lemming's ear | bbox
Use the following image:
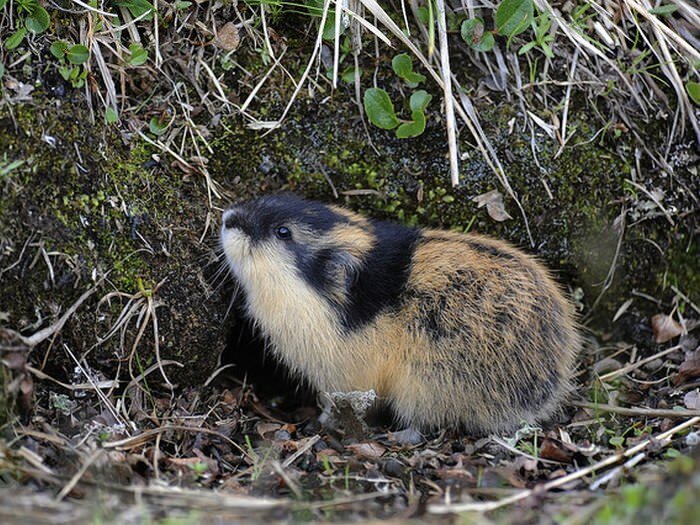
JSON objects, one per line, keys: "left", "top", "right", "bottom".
{"left": 331, "top": 250, "right": 359, "bottom": 294}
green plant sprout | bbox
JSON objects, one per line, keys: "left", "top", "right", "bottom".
{"left": 1, "top": 0, "right": 50, "bottom": 50}
{"left": 50, "top": 41, "right": 90, "bottom": 88}
{"left": 364, "top": 88, "right": 432, "bottom": 138}
{"left": 460, "top": 0, "right": 557, "bottom": 58}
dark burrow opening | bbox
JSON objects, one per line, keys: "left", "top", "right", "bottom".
{"left": 220, "top": 305, "right": 318, "bottom": 419}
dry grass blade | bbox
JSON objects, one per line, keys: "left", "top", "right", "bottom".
{"left": 621, "top": 0, "right": 700, "bottom": 144}
{"left": 332, "top": 0, "right": 344, "bottom": 88}
{"left": 534, "top": 0, "right": 648, "bottom": 116}
{"left": 435, "top": 0, "right": 460, "bottom": 187}
{"left": 625, "top": 0, "right": 700, "bottom": 61}
{"left": 258, "top": 0, "right": 333, "bottom": 132}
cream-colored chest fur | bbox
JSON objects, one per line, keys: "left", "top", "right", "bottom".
{"left": 239, "top": 247, "right": 374, "bottom": 392}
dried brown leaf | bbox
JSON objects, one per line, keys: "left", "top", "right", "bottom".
{"left": 256, "top": 422, "right": 281, "bottom": 439}
{"left": 683, "top": 389, "right": 699, "bottom": 410}
{"left": 651, "top": 313, "right": 683, "bottom": 343}
{"left": 215, "top": 22, "right": 240, "bottom": 52}
{"left": 347, "top": 441, "right": 386, "bottom": 459}
{"left": 539, "top": 438, "right": 574, "bottom": 463}
{"left": 674, "top": 350, "right": 700, "bottom": 386}
{"left": 3, "top": 351, "right": 27, "bottom": 369}
{"left": 473, "top": 189, "right": 512, "bottom": 222}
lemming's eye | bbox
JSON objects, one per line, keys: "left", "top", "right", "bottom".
{"left": 275, "top": 226, "right": 292, "bottom": 240}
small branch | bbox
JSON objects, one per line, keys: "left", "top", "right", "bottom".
{"left": 572, "top": 400, "right": 700, "bottom": 418}
{"left": 598, "top": 344, "right": 682, "bottom": 381}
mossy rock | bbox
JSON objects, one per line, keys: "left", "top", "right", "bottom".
{"left": 0, "top": 94, "right": 227, "bottom": 393}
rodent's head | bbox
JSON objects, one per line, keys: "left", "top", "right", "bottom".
{"left": 220, "top": 195, "right": 373, "bottom": 304}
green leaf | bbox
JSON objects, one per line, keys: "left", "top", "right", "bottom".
{"left": 686, "top": 81, "right": 700, "bottom": 105}
{"left": 175, "top": 0, "right": 192, "bottom": 8}
{"left": 363, "top": 88, "right": 400, "bottom": 130}
{"left": 518, "top": 41, "right": 537, "bottom": 55}
{"left": 541, "top": 41, "right": 554, "bottom": 58}
{"left": 416, "top": 6, "right": 429, "bottom": 24}
{"left": 391, "top": 54, "right": 426, "bottom": 86}
{"left": 0, "top": 0, "right": 8, "bottom": 9}
{"left": 321, "top": 13, "right": 344, "bottom": 41}
{"left": 149, "top": 116, "right": 169, "bottom": 136}
{"left": 25, "top": 6, "right": 50, "bottom": 33}
{"left": 396, "top": 110, "right": 426, "bottom": 138}
{"left": 50, "top": 41, "right": 68, "bottom": 59}
{"left": 409, "top": 90, "right": 432, "bottom": 112}
{"left": 475, "top": 32, "right": 495, "bottom": 52}
{"left": 58, "top": 65, "right": 71, "bottom": 81}
{"left": 105, "top": 107, "right": 119, "bottom": 124}
{"left": 67, "top": 44, "right": 89, "bottom": 64}
{"left": 5, "top": 28, "right": 27, "bottom": 50}
{"left": 391, "top": 54, "right": 412, "bottom": 78}
{"left": 114, "top": 0, "right": 155, "bottom": 20}
{"left": 460, "top": 19, "right": 495, "bottom": 52}
{"left": 127, "top": 43, "right": 148, "bottom": 66}
{"left": 609, "top": 436, "right": 624, "bottom": 447}
{"left": 495, "top": 0, "right": 534, "bottom": 37}
{"left": 341, "top": 66, "right": 361, "bottom": 83}
{"left": 649, "top": 4, "right": 678, "bottom": 16}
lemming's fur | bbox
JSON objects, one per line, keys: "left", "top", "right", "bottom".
{"left": 221, "top": 194, "right": 579, "bottom": 433}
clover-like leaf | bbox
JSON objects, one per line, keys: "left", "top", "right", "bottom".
{"left": 461, "top": 18, "right": 496, "bottom": 52}
{"left": 409, "top": 90, "right": 432, "bottom": 112}
{"left": 67, "top": 44, "right": 89, "bottom": 64}
{"left": 149, "top": 116, "right": 169, "bottom": 136}
{"left": 396, "top": 110, "right": 426, "bottom": 139}
{"left": 127, "top": 43, "right": 149, "bottom": 66}
{"left": 363, "top": 88, "right": 400, "bottom": 130}
{"left": 50, "top": 41, "right": 69, "bottom": 59}
{"left": 495, "top": 0, "right": 534, "bottom": 37}
{"left": 114, "top": 0, "right": 155, "bottom": 20}
{"left": 392, "top": 54, "right": 426, "bottom": 86}
{"left": 25, "top": 6, "right": 50, "bottom": 34}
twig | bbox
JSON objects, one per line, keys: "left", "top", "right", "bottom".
{"left": 1, "top": 284, "right": 99, "bottom": 349}
{"left": 491, "top": 436, "right": 563, "bottom": 465}
{"left": 102, "top": 424, "right": 252, "bottom": 460}
{"left": 598, "top": 344, "right": 682, "bottom": 381}
{"left": 572, "top": 400, "right": 700, "bottom": 418}
{"left": 282, "top": 435, "right": 321, "bottom": 468}
{"left": 671, "top": 285, "right": 700, "bottom": 316}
